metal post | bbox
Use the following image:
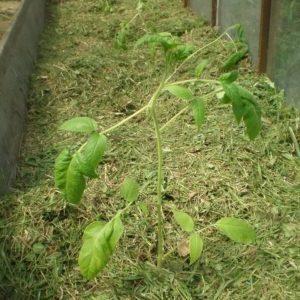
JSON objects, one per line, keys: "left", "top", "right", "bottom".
{"left": 212, "top": 0, "right": 217, "bottom": 26}
{"left": 258, "top": 0, "right": 272, "bottom": 73}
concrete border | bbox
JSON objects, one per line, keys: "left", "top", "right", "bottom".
{"left": 0, "top": 0, "right": 46, "bottom": 194}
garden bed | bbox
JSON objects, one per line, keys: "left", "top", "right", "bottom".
{"left": 0, "top": 1, "right": 20, "bottom": 39}
{"left": 0, "top": 0, "right": 299, "bottom": 299}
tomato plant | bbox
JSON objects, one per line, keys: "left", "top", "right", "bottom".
{"left": 54, "top": 25, "right": 261, "bottom": 279}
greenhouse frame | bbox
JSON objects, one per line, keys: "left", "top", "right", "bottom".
{"left": 186, "top": 0, "right": 300, "bottom": 108}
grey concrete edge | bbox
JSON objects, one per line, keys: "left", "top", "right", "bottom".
{"left": 0, "top": 0, "right": 46, "bottom": 195}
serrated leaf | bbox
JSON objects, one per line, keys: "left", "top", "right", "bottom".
{"left": 75, "top": 133, "right": 107, "bottom": 178}
{"left": 60, "top": 117, "right": 97, "bottom": 133}
{"left": 219, "top": 71, "right": 238, "bottom": 84}
{"left": 195, "top": 59, "right": 209, "bottom": 77}
{"left": 54, "top": 149, "right": 72, "bottom": 191}
{"left": 189, "top": 232, "right": 204, "bottom": 264}
{"left": 65, "top": 159, "right": 86, "bottom": 204}
{"left": 79, "top": 215, "right": 124, "bottom": 279}
{"left": 191, "top": 98, "right": 205, "bottom": 130}
{"left": 173, "top": 210, "right": 194, "bottom": 233}
{"left": 222, "top": 48, "right": 248, "bottom": 70}
{"left": 164, "top": 85, "right": 193, "bottom": 101}
{"left": 216, "top": 217, "right": 256, "bottom": 244}
{"left": 120, "top": 177, "right": 139, "bottom": 203}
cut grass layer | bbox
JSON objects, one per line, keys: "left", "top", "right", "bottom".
{"left": 0, "top": 0, "right": 299, "bottom": 299}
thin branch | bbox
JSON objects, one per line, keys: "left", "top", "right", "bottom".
{"left": 160, "top": 106, "right": 189, "bottom": 132}
{"left": 288, "top": 126, "right": 300, "bottom": 158}
{"left": 166, "top": 25, "right": 238, "bottom": 82}
{"left": 101, "top": 104, "right": 149, "bottom": 135}
{"left": 160, "top": 88, "right": 223, "bottom": 132}
{"left": 167, "top": 78, "right": 220, "bottom": 86}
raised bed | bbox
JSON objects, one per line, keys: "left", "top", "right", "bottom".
{"left": 0, "top": 0, "right": 46, "bottom": 194}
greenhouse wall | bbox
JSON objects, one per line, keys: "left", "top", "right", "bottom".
{"left": 267, "top": 0, "right": 300, "bottom": 108}
{"left": 217, "top": 0, "right": 261, "bottom": 66}
{"left": 187, "top": 0, "right": 300, "bottom": 108}
{"left": 188, "top": 0, "right": 212, "bottom": 24}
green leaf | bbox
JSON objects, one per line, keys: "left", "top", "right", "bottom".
{"left": 54, "top": 149, "right": 72, "bottom": 191}
{"left": 219, "top": 93, "right": 232, "bottom": 104}
{"left": 243, "top": 104, "right": 262, "bottom": 140}
{"left": 168, "top": 44, "right": 195, "bottom": 62}
{"left": 189, "top": 232, "right": 204, "bottom": 264}
{"left": 235, "top": 24, "right": 247, "bottom": 43}
{"left": 83, "top": 221, "right": 106, "bottom": 240}
{"left": 65, "top": 159, "right": 86, "bottom": 204}
{"left": 164, "top": 85, "right": 193, "bottom": 101}
{"left": 191, "top": 98, "right": 205, "bottom": 130}
{"left": 232, "top": 98, "right": 247, "bottom": 124}
{"left": 222, "top": 83, "right": 244, "bottom": 123}
{"left": 54, "top": 134, "right": 107, "bottom": 204}
{"left": 221, "top": 82, "right": 240, "bottom": 104}
{"left": 236, "top": 85, "right": 256, "bottom": 102}
{"left": 75, "top": 133, "right": 107, "bottom": 178}
{"left": 221, "top": 83, "right": 262, "bottom": 139}
{"left": 55, "top": 149, "right": 86, "bottom": 204}
{"left": 173, "top": 210, "right": 194, "bottom": 233}
{"left": 136, "top": 32, "right": 178, "bottom": 51}
{"left": 79, "top": 215, "right": 124, "bottom": 279}
{"left": 195, "top": 59, "right": 209, "bottom": 77}
{"left": 59, "top": 117, "right": 97, "bottom": 133}
{"left": 216, "top": 217, "right": 256, "bottom": 244}
{"left": 115, "top": 29, "right": 128, "bottom": 50}
{"left": 222, "top": 48, "right": 248, "bottom": 70}
{"left": 120, "top": 177, "right": 140, "bottom": 203}
{"left": 219, "top": 71, "right": 238, "bottom": 84}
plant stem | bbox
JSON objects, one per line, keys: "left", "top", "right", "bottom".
{"left": 167, "top": 78, "right": 220, "bottom": 86}
{"left": 149, "top": 81, "right": 165, "bottom": 267}
{"left": 166, "top": 24, "right": 238, "bottom": 82}
{"left": 101, "top": 104, "right": 149, "bottom": 135}
{"left": 160, "top": 106, "right": 189, "bottom": 132}
{"left": 160, "top": 88, "right": 223, "bottom": 132}
{"left": 288, "top": 126, "right": 300, "bottom": 158}
{"left": 77, "top": 104, "right": 148, "bottom": 152}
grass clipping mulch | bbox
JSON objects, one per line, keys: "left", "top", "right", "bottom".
{"left": 0, "top": 0, "right": 299, "bottom": 299}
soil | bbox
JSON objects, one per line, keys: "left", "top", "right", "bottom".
{"left": 0, "top": 1, "right": 20, "bottom": 40}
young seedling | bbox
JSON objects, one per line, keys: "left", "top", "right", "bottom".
{"left": 100, "top": 0, "right": 117, "bottom": 13}
{"left": 54, "top": 24, "right": 261, "bottom": 279}
{"left": 115, "top": 1, "right": 144, "bottom": 49}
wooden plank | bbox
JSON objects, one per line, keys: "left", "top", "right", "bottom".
{"left": 183, "top": 0, "right": 188, "bottom": 8}
{"left": 258, "top": 0, "right": 272, "bottom": 73}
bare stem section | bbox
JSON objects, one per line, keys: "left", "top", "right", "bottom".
{"left": 148, "top": 81, "right": 166, "bottom": 267}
